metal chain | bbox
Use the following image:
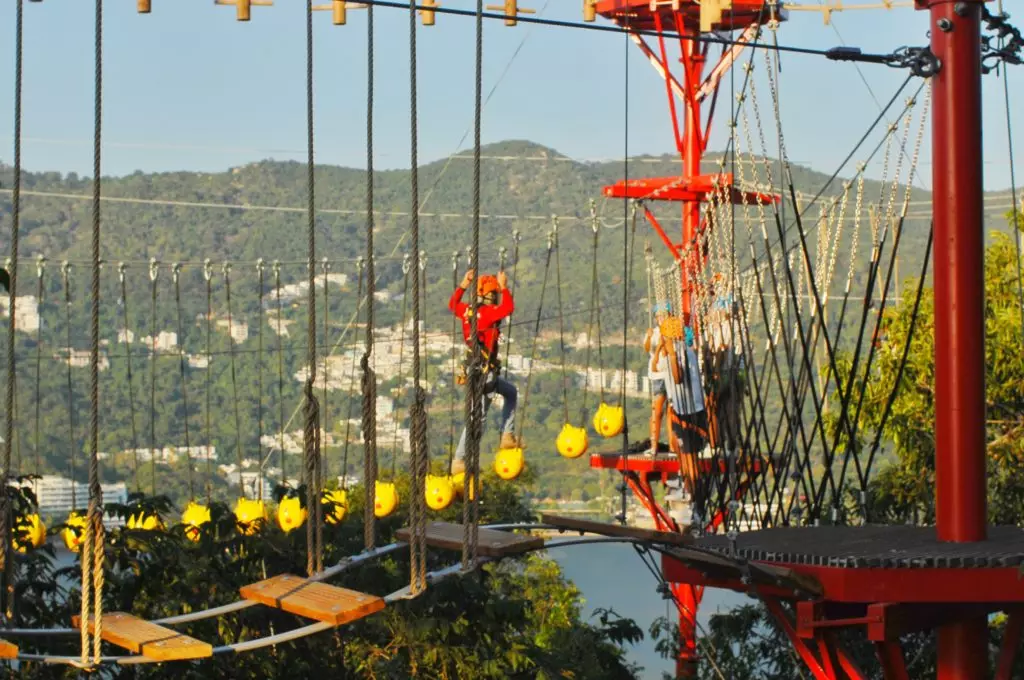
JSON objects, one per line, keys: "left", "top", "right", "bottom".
{"left": 62, "top": 263, "right": 78, "bottom": 509}
{"left": 223, "top": 263, "right": 245, "bottom": 496}
{"left": 203, "top": 260, "right": 213, "bottom": 502}
{"left": 274, "top": 262, "right": 287, "bottom": 484}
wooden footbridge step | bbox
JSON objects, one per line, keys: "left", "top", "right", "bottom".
{"left": 72, "top": 612, "right": 212, "bottom": 661}
{"left": 541, "top": 513, "right": 693, "bottom": 547}
{"left": 240, "top": 574, "right": 385, "bottom": 625}
{"left": 396, "top": 521, "right": 544, "bottom": 557}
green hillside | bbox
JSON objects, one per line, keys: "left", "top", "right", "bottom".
{"left": 0, "top": 140, "right": 1005, "bottom": 511}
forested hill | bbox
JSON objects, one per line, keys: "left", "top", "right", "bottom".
{"left": 0, "top": 138, "right": 968, "bottom": 321}
{"left": 0, "top": 140, "right": 1012, "bottom": 504}
{"left": 0, "top": 139, "right": 1012, "bottom": 322}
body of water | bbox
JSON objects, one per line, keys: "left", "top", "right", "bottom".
{"left": 549, "top": 542, "right": 751, "bottom": 679}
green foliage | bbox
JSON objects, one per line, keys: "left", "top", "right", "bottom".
{"left": 0, "top": 475, "right": 643, "bottom": 679}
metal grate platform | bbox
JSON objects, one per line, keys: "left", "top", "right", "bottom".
{"left": 695, "top": 525, "right": 1024, "bottom": 569}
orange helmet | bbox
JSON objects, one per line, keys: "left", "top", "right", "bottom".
{"left": 476, "top": 275, "right": 499, "bottom": 297}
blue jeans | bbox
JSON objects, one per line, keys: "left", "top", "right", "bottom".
{"left": 454, "top": 376, "right": 518, "bottom": 461}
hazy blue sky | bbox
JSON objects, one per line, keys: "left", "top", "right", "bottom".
{"left": 0, "top": 1, "right": 1020, "bottom": 192}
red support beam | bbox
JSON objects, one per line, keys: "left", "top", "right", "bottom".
{"left": 875, "top": 641, "right": 910, "bottom": 680}
{"left": 916, "top": 0, "right": 989, "bottom": 676}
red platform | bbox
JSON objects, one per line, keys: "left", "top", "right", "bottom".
{"left": 593, "top": 0, "right": 778, "bottom": 33}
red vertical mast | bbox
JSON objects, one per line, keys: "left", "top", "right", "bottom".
{"left": 916, "top": 0, "right": 988, "bottom": 676}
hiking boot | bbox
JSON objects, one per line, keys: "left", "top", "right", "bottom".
{"left": 500, "top": 432, "right": 520, "bottom": 450}
{"left": 450, "top": 459, "right": 465, "bottom": 476}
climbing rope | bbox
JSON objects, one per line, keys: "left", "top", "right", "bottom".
{"left": 62, "top": 263, "right": 78, "bottom": 509}
{"left": 447, "top": 252, "right": 459, "bottom": 473}
{"left": 461, "top": 0, "right": 485, "bottom": 571}
{"left": 172, "top": 264, "right": 195, "bottom": 500}
{"left": 81, "top": 0, "right": 105, "bottom": 663}
{"left": 274, "top": 262, "right": 287, "bottom": 485}
{"left": 514, "top": 234, "right": 554, "bottom": 443}
{"left": 389, "top": 258, "right": 411, "bottom": 478}
{"left": 408, "top": 0, "right": 428, "bottom": 590}
{"left": 321, "top": 258, "right": 330, "bottom": 484}
{"left": 203, "top": 260, "right": 214, "bottom": 502}
{"left": 362, "top": 0, "right": 379, "bottom": 552}
{"left": 117, "top": 263, "right": 141, "bottom": 492}
{"left": 148, "top": 259, "right": 159, "bottom": 495}
{"left": 223, "top": 263, "right": 246, "bottom": 497}
{"left": 552, "top": 219, "right": 570, "bottom": 425}
{"left": 581, "top": 202, "right": 602, "bottom": 421}
{"left": 0, "top": 0, "right": 25, "bottom": 622}
{"left": 340, "top": 259, "right": 365, "bottom": 491}
{"left": 256, "top": 259, "right": 265, "bottom": 500}
{"left": 32, "top": 257, "right": 44, "bottom": 486}
{"left": 303, "top": 0, "right": 324, "bottom": 577}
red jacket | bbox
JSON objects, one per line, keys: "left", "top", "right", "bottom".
{"left": 448, "top": 286, "right": 514, "bottom": 357}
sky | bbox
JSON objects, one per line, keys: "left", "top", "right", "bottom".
{"left": 0, "top": 1, "right": 1021, "bottom": 194}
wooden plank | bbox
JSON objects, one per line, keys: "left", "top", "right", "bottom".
{"left": 240, "top": 574, "right": 385, "bottom": 625}
{"left": 0, "top": 638, "right": 16, "bottom": 659}
{"left": 541, "top": 513, "right": 692, "bottom": 547}
{"left": 73, "top": 612, "right": 212, "bottom": 661}
{"left": 395, "top": 521, "right": 544, "bottom": 558}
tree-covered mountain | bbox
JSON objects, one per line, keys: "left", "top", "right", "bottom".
{"left": 0, "top": 140, "right": 1006, "bottom": 509}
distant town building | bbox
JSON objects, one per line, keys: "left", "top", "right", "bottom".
{"left": 31, "top": 475, "right": 128, "bottom": 528}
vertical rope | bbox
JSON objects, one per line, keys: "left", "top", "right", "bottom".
{"left": 256, "top": 259, "right": 265, "bottom": 501}
{"left": 1, "top": 0, "right": 25, "bottom": 623}
{"left": 62, "top": 263, "right": 77, "bottom": 508}
{"left": 362, "top": 0, "right": 379, "bottom": 551}
{"left": 552, "top": 219, "right": 570, "bottom": 424}
{"left": 408, "top": 0, "right": 427, "bottom": 592}
{"left": 117, "top": 264, "right": 140, "bottom": 492}
{"left": 223, "top": 263, "right": 245, "bottom": 495}
{"left": 148, "top": 259, "right": 159, "bottom": 495}
{"left": 461, "top": 0, "right": 485, "bottom": 571}
{"left": 617, "top": 14, "right": 631, "bottom": 526}
{"left": 303, "top": 0, "right": 322, "bottom": 577}
{"left": 203, "top": 260, "right": 213, "bottom": 502}
{"left": 501, "top": 231, "right": 521, "bottom": 381}
{"left": 340, "top": 260, "right": 365, "bottom": 491}
{"left": 172, "top": 264, "right": 194, "bottom": 500}
{"left": 274, "top": 262, "right": 286, "bottom": 484}
{"left": 33, "top": 257, "right": 44, "bottom": 484}
{"left": 84, "top": 0, "right": 105, "bottom": 662}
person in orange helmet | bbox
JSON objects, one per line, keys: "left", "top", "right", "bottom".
{"left": 448, "top": 268, "right": 518, "bottom": 475}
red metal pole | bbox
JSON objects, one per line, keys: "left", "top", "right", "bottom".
{"left": 918, "top": 0, "right": 988, "bottom": 676}
{"left": 680, "top": 37, "right": 705, "bottom": 321}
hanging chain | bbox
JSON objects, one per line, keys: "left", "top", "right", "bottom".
{"left": 172, "top": 264, "right": 195, "bottom": 500}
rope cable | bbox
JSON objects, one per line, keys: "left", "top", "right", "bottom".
{"left": 172, "top": 264, "right": 195, "bottom": 500}
{"left": 256, "top": 260, "right": 265, "bottom": 500}
{"left": 340, "top": 260, "right": 365, "bottom": 492}
{"left": 362, "top": 0, "right": 379, "bottom": 552}
{"left": 408, "top": 0, "right": 428, "bottom": 590}
{"left": 117, "top": 263, "right": 141, "bottom": 492}
{"left": 148, "top": 260, "right": 159, "bottom": 496}
{"left": 552, "top": 219, "right": 570, "bottom": 424}
{"left": 461, "top": 0, "right": 485, "bottom": 571}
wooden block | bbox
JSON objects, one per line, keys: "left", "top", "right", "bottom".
{"left": 240, "top": 574, "right": 384, "bottom": 625}
{"left": 541, "top": 513, "right": 692, "bottom": 547}
{"left": 396, "top": 521, "right": 544, "bottom": 558}
{"left": 0, "top": 638, "right": 16, "bottom": 659}
{"left": 73, "top": 612, "right": 211, "bottom": 661}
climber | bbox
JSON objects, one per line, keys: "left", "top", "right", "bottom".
{"left": 706, "top": 290, "right": 744, "bottom": 454}
{"left": 665, "top": 324, "right": 707, "bottom": 497}
{"left": 448, "top": 268, "right": 518, "bottom": 476}
{"left": 644, "top": 301, "right": 672, "bottom": 456}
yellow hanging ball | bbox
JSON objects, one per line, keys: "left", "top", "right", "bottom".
{"left": 276, "top": 496, "right": 307, "bottom": 534}
{"left": 556, "top": 423, "right": 589, "bottom": 459}
{"left": 374, "top": 481, "right": 399, "bottom": 518}
{"left": 234, "top": 498, "right": 268, "bottom": 536}
{"left": 494, "top": 447, "right": 525, "bottom": 479}
{"left": 181, "top": 502, "right": 211, "bottom": 542}
{"left": 322, "top": 489, "right": 347, "bottom": 524}
{"left": 127, "top": 511, "right": 164, "bottom": 532}
{"left": 62, "top": 512, "right": 88, "bottom": 553}
{"left": 425, "top": 475, "right": 455, "bottom": 511}
{"left": 13, "top": 513, "right": 46, "bottom": 553}
{"left": 451, "top": 471, "right": 482, "bottom": 501}
{"left": 593, "top": 402, "right": 625, "bottom": 438}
